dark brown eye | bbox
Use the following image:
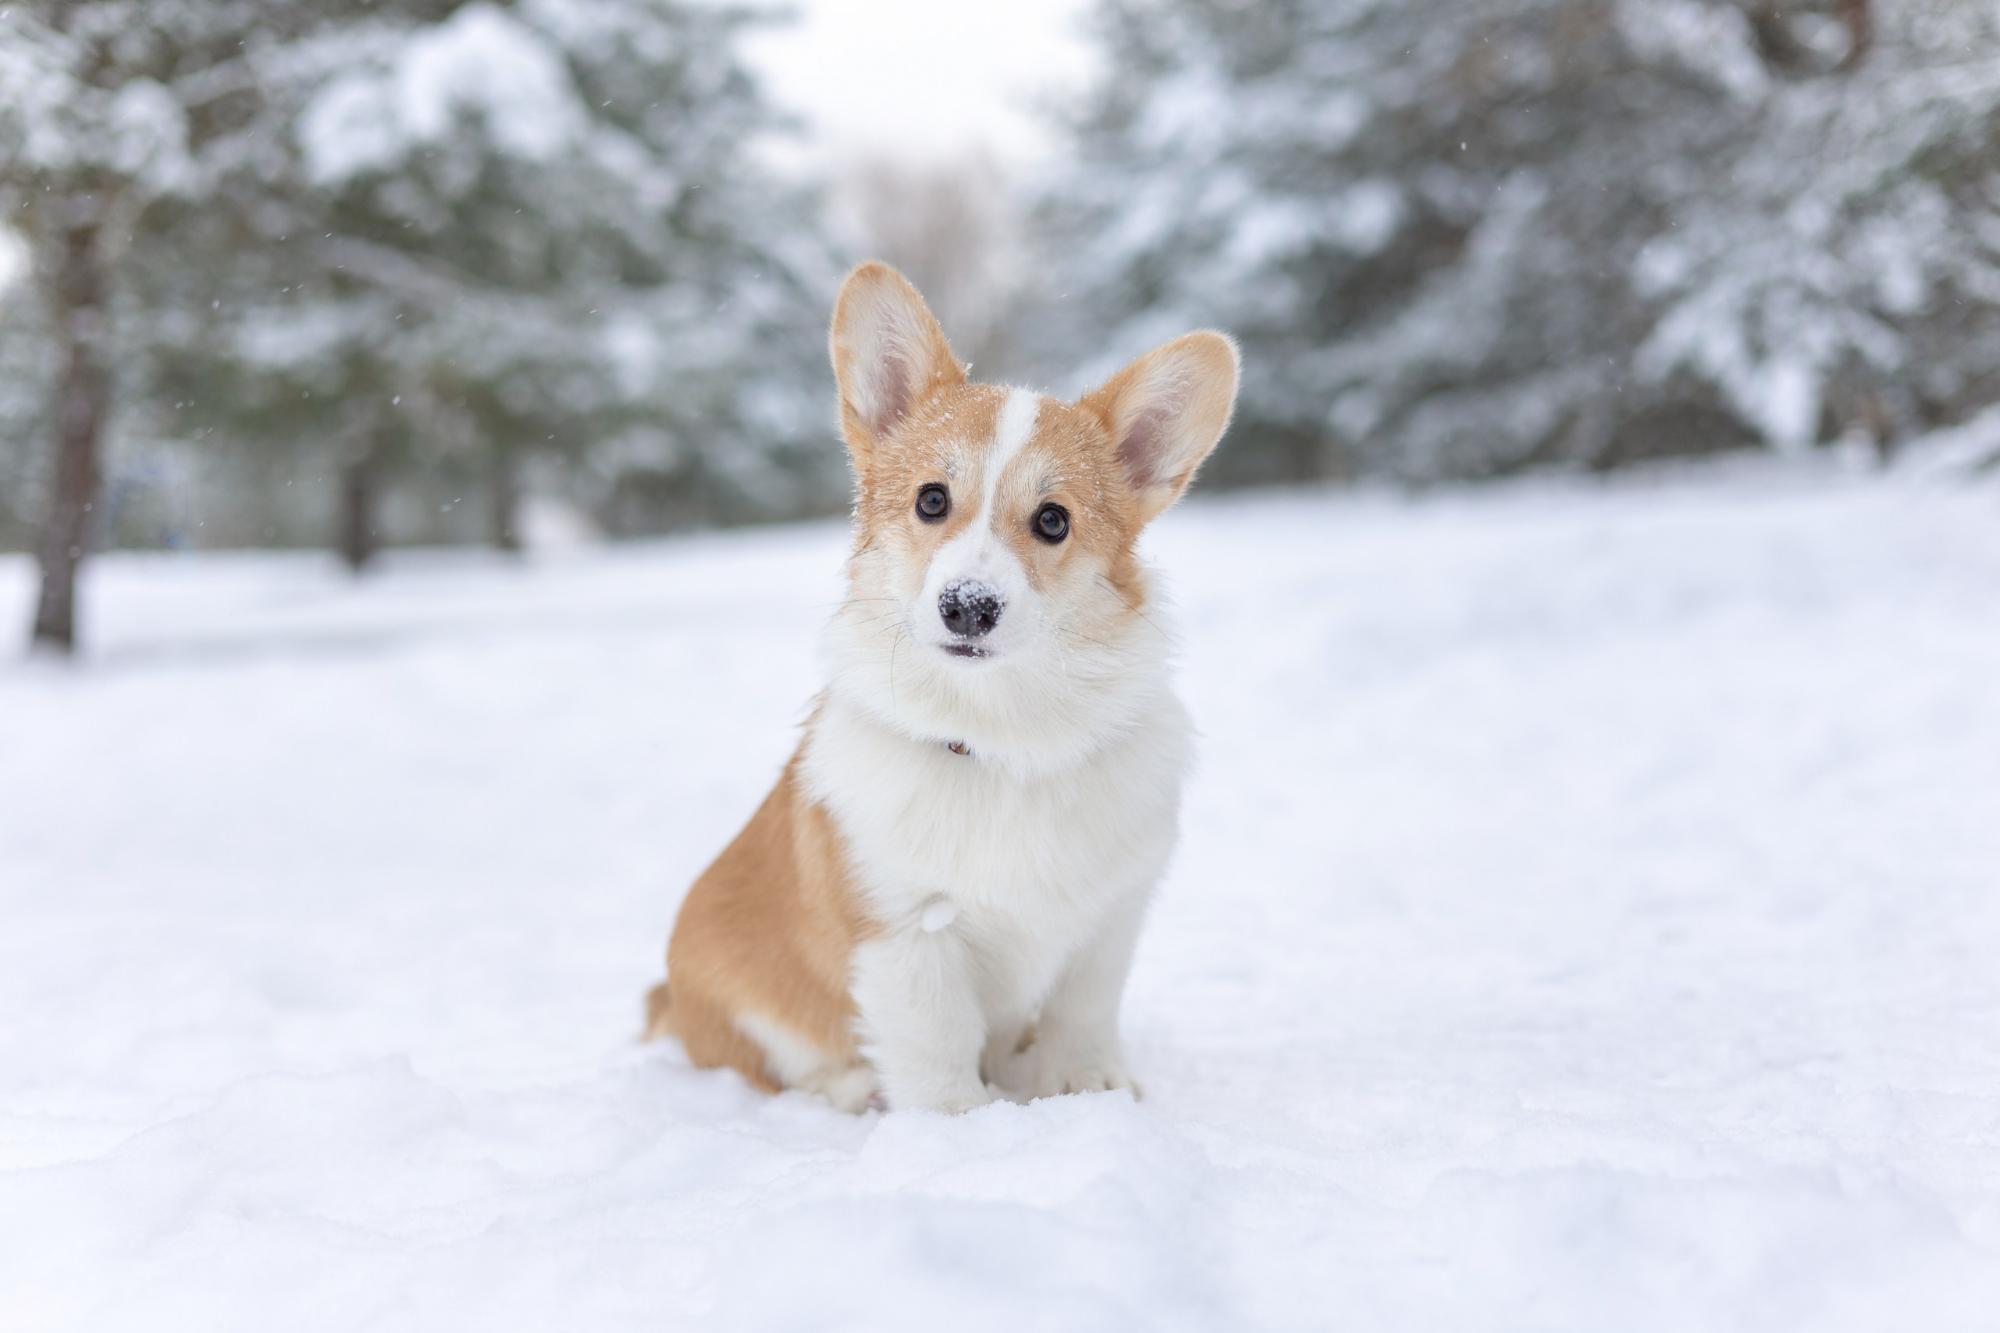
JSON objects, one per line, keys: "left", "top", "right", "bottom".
{"left": 916, "top": 484, "right": 949, "bottom": 522}
{"left": 1033, "top": 503, "right": 1070, "bottom": 544}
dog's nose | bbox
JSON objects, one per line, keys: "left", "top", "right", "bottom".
{"left": 939, "top": 580, "right": 1003, "bottom": 638}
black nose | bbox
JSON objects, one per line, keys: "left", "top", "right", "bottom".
{"left": 939, "top": 580, "right": 1003, "bottom": 638}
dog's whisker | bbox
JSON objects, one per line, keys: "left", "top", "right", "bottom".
{"left": 1096, "top": 574, "right": 1170, "bottom": 640}
{"left": 1057, "top": 625, "right": 1120, "bottom": 653}
{"left": 888, "top": 624, "right": 906, "bottom": 715}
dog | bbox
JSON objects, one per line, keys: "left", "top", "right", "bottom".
{"left": 644, "top": 261, "right": 1238, "bottom": 1113}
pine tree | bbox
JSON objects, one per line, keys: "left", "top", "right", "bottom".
{"left": 248, "top": 0, "right": 837, "bottom": 560}
{"left": 1637, "top": 1, "right": 2000, "bottom": 458}
{"left": 4, "top": 0, "right": 840, "bottom": 613}
{"left": 1039, "top": 0, "right": 1998, "bottom": 485}
{"left": 0, "top": 0, "right": 357, "bottom": 648}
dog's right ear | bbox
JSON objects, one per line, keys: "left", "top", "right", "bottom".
{"left": 829, "top": 262, "right": 964, "bottom": 469}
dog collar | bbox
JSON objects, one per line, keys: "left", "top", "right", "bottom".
{"left": 945, "top": 740, "right": 971, "bottom": 757}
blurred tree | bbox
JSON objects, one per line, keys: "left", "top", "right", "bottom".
{"left": 1637, "top": 0, "right": 2000, "bottom": 460}
{"left": 2, "top": 0, "right": 838, "bottom": 627}
{"left": 0, "top": 273, "right": 53, "bottom": 552}
{"left": 1040, "top": 0, "right": 2000, "bottom": 484}
{"left": 0, "top": 1, "right": 341, "bottom": 649}
{"left": 157, "top": 0, "right": 837, "bottom": 570}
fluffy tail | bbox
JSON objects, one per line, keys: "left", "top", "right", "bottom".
{"left": 642, "top": 979, "right": 673, "bottom": 1040}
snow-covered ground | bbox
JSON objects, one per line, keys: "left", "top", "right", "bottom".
{"left": 3, "top": 463, "right": 1997, "bottom": 1331}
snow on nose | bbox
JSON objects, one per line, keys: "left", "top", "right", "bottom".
{"left": 938, "top": 579, "right": 1003, "bottom": 637}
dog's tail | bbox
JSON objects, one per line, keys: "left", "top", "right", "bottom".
{"left": 642, "top": 979, "right": 674, "bottom": 1041}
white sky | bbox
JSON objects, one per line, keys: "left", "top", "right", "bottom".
{"left": 740, "top": 0, "right": 1097, "bottom": 166}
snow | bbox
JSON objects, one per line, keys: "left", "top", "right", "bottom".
{"left": 3, "top": 463, "right": 1998, "bottom": 1330}
{"left": 0, "top": 228, "right": 24, "bottom": 292}
{"left": 1616, "top": 0, "right": 1769, "bottom": 102}
{"left": 1903, "top": 404, "right": 2000, "bottom": 479}
{"left": 300, "top": 4, "right": 585, "bottom": 185}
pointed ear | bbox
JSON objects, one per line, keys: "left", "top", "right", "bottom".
{"left": 828, "top": 261, "right": 965, "bottom": 466}
{"left": 1079, "top": 331, "right": 1239, "bottom": 524}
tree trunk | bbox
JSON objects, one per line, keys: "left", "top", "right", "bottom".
{"left": 338, "top": 446, "right": 381, "bottom": 574}
{"left": 488, "top": 441, "right": 522, "bottom": 555}
{"left": 1837, "top": 0, "right": 1873, "bottom": 71}
{"left": 30, "top": 223, "right": 109, "bottom": 655}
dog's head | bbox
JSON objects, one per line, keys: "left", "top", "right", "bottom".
{"left": 821, "top": 262, "right": 1238, "bottom": 767}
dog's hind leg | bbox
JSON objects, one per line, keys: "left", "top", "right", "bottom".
{"left": 642, "top": 980, "right": 674, "bottom": 1040}
{"left": 735, "top": 1010, "right": 878, "bottom": 1112}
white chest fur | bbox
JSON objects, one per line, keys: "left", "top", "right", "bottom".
{"left": 800, "top": 691, "right": 1191, "bottom": 1023}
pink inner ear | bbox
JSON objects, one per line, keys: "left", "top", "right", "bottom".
{"left": 1118, "top": 408, "right": 1170, "bottom": 487}
{"left": 870, "top": 356, "right": 911, "bottom": 436}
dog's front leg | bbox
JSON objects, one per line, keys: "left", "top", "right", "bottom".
{"left": 999, "top": 888, "right": 1148, "bottom": 1099}
{"left": 851, "top": 923, "right": 991, "bottom": 1113}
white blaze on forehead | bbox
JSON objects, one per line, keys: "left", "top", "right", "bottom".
{"left": 918, "top": 387, "right": 1043, "bottom": 635}
{"left": 981, "top": 388, "right": 1043, "bottom": 521}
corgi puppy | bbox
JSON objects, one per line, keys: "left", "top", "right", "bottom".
{"left": 645, "top": 261, "right": 1238, "bottom": 1113}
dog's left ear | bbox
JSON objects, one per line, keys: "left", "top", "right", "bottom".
{"left": 1079, "top": 331, "right": 1239, "bottom": 524}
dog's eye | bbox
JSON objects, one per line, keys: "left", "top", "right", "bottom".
{"left": 1033, "top": 503, "right": 1070, "bottom": 544}
{"left": 915, "top": 484, "right": 950, "bottom": 522}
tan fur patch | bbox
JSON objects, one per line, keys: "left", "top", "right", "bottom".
{"left": 994, "top": 398, "right": 1149, "bottom": 605}
{"left": 655, "top": 750, "right": 873, "bottom": 1092}
{"left": 855, "top": 384, "right": 1005, "bottom": 558}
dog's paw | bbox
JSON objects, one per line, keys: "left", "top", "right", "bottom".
{"left": 1048, "top": 1061, "right": 1141, "bottom": 1098}
{"left": 799, "top": 1064, "right": 879, "bottom": 1114}
{"left": 996, "top": 1038, "right": 1142, "bottom": 1101}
